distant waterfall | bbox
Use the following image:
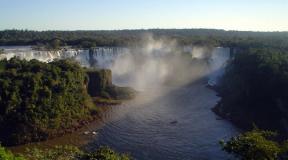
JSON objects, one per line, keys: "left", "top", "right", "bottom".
{"left": 0, "top": 46, "right": 230, "bottom": 87}
{"left": 74, "top": 47, "right": 128, "bottom": 68}
{"left": 0, "top": 46, "right": 79, "bottom": 62}
{"left": 207, "top": 47, "right": 230, "bottom": 86}
{"left": 0, "top": 46, "right": 128, "bottom": 68}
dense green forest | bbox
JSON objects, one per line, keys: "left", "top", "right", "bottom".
{"left": 220, "top": 128, "right": 288, "bottom": 160}
{"left": 0, "top": 58, "right": 97, "bottom": 146}
{"left": 1, "top": 29, "right": 288, "bottom": 49}
{"left": 214, "top": 47, "right": 288, "bottom": 133}
{"left": 0, "top": 58, "right": 135, "bottom": 146}
{"left": 0, "top": 145, "right": 131, "bottom": 160}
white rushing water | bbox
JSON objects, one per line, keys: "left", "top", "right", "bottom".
{"left": 0, "top": 45, "right": 230, "bottom": 89}
{"left": 207, "top": 47, "right": 230, "bottom": 86}
{"left": 0, "top": 46, "right": 128, "bottom": 67}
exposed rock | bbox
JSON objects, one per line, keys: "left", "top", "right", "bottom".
{"left": 86, "top": 69, "right": 112, "bottom": 97}
{"left": 86, "top": 69, "right": 136, "bottom": 99}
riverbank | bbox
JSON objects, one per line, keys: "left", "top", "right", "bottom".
{"left": 34, "top": 97, "right": 129, "bottom": 142}
{"left": 8, "top": 97, "right": 129, "bottom": 154}
{"left": 208, "top": 84, "right": 251, "bottom": 130}
{"left": 212, "top": 102, "right": 251, "bottom": 130}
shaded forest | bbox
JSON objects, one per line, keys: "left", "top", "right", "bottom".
{"left": 214, "top": 46, "right": 288, "bottom": 134}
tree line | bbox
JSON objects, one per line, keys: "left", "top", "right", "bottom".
{"left": 1, "top": 29, "right": 288, "bottom": 49}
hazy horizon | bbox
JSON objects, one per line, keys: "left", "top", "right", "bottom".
{"left": 1, "top": 0, "right": 287, "bottom": 32}
{"left": 1, "top": 28, "right": 288, "bottom": 33}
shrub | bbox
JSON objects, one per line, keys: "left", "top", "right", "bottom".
{"left": 220, "top": 129, "right": 288, "bottom": 160}
{"left": 0, "top": 145, "right": 26, "bottom": 160}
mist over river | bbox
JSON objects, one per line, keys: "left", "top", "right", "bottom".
{"left": 3, "top": 41, "right": 239, "bottom": 159}
{"left": 85, "top": 82, "right": 239, "bottom": 160}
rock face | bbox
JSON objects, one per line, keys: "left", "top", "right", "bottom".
{"left": 86, "top": 69, "right": 136, "bottom": 100}
{"left": 86, "top": 69, "right": 112, "bottom": 97}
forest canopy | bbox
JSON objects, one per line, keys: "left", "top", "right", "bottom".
{"left": 215, "top": 47, "right": 288, "bottom": 133}
{"left": 0, "top": 29, "right": 288, "bottom": 49}
{"left": 0, "top": 58, "right": 96, "bottom": 146}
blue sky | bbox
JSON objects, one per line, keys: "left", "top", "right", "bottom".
{"left": 0, "top": 0, "right": 287, "bottom": 31}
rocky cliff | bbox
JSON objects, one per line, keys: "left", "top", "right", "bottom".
{"left": 86, "top": 69, "right": 136, "bottom": 100}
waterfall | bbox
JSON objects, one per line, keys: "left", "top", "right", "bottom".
{"left": 207, "top": 47, "right": 230, "bottom": 86}
{"left": 0, "top": 46, "right": 78, "bottom": 62}
{"left": 0, "top": 46, "right": 127, "bottom": 68}
{"left": 72, "top": 47, "right": 128, "bottom": 68}
{"left": 0, "top": 46, "right": 230, "bottom": 88}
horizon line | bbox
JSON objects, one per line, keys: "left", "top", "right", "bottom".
{"left": 1, "top": 28, "right": 287, "bottom": 33}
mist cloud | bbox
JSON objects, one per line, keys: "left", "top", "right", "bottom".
{"left": 109, "top": 34, "right": 220, "bottom": 91}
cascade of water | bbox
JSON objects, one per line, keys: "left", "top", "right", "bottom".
{"left": 0, "top": 46, "right": 230, "bottom": 88}
{"left": 0, "top": 46, "right": 127, "bottom": 67}
{"left": 207, "top": 47, "right": 230, "bottom": 86}
{"left": 0, "top": 46, "right": 80, "bottom": 62}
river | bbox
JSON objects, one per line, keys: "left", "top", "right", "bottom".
{"left": 85, "top": 81, "right": 239, "bottom": 160}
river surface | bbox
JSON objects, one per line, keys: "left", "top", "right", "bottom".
{"left": 86, "top": 81, "right": 239, "bottom": 160}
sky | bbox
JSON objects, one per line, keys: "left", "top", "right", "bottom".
{"left": 0, "top": 0, "right": 287, "bottom": 31}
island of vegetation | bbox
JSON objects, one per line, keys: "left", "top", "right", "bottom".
{"left": 0, "top": 58, "right": 135, "bottom": 146}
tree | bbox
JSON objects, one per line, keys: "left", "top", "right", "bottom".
{"left": 215, "top": 47, "right": 288, "bottom": 132}
{"left": 25, "top": 145, "right": 131, "bottom": 160}
{"left": 0, "top": 49, "right": 4, "bottom": 54}
{"left": 80, "top": 40, "right": 97, "bottom": 49}
{"left": 25, "top": 145, "right": 82, "bottom": 160}
{"left": 0, "top": 145, "right": 26, "bottom": 160}
{"left": 0, "top": 58, "right": 96, "bottom": 146}
{"left": 80, "top": 146, "right": 131, "bottom": 160}
{"left": 49, "top": 39, "right": 62, "bottom": 50}
{"left": 220, "top": 129, "right": 288, "bottom": 160}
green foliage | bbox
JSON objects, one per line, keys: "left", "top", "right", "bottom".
{"left": 25, "top": 145, "right": 82, "bottom": 160}
{"left": 0, "top": 145, "right": 131, "bottom": 160}
{"left": 220, "top": 129, "right": 288, "bottom": 160}
{"left": 0, "top": 58, "right": 95, "bottom": 146}
{"left": 78, "top": 41, "right": 97, "bottom": 49}
{"left": 24, "top": 146, "right": 131, "bottom": 160}
{"left": 1, "top": 29, "right": 288, "bottom": 49}
{"left": 86, "top": 69, "right": 112, "bottom": 97}
{"left": 48, "top": 39, "right": 62, "bottom": 50}
{"left": 0, "top": 145, "right": 25, "bottom": 160}
{"left": 0, "top": 49, "right": 4, "bottom": 54}
{"left": 217, "top": 47, "right": 288, "bottom": 131}
{"left": 80, "top": 146, "right": 131, "bottom": 160}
